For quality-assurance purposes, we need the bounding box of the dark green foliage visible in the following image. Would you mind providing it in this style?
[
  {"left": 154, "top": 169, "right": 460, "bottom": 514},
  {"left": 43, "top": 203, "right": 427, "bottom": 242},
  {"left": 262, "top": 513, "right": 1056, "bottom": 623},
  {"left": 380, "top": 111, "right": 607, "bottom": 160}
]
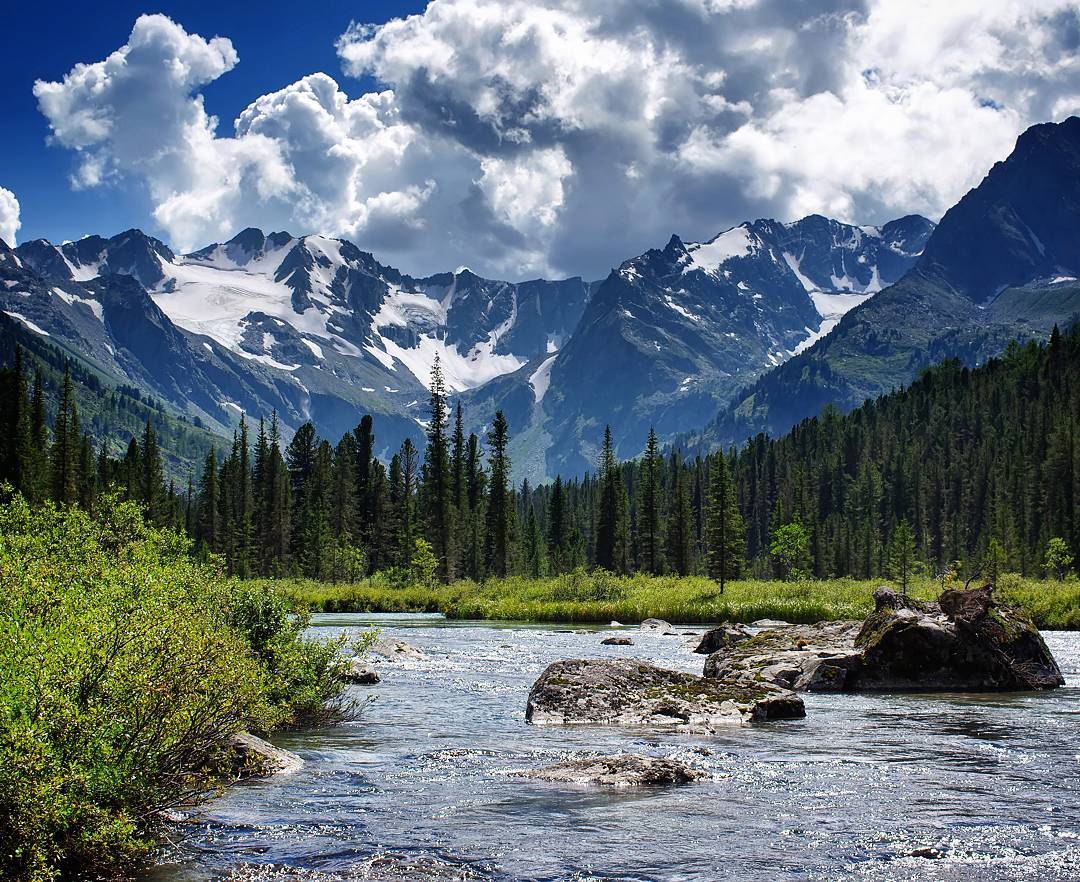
[
  {"left": 484, "top": 410, "right": 514, "bottom": 578},
  {"left": 705, "top": 451, "right": 745, "bottom": 592}
]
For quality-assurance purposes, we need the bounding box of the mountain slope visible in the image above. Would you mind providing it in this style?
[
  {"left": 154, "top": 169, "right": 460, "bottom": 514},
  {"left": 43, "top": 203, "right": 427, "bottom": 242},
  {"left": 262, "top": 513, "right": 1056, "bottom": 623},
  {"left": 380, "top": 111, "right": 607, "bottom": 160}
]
[
  {"left": 465, "top": 214, "right": 933, "bottom": 480},
  {"left": 13, "top": 228, "right": 593, "bottom": 455},
  {"left": 700, "top": 116, "right": 1080, "bottom": 449}
]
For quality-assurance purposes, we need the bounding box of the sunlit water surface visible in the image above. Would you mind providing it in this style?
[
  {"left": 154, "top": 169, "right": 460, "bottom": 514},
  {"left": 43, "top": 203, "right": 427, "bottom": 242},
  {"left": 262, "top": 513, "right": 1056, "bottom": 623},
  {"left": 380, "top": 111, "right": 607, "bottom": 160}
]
[{"left": 148, "top": 614, "right": 1080, "bottom": 881}]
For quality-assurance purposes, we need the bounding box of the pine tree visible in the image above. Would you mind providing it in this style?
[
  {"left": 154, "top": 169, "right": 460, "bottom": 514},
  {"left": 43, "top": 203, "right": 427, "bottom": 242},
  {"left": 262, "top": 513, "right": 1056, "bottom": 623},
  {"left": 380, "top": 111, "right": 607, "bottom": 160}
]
[
  {"left": 705, "top": 451, "right": 745, "bottom": 592},
  {"left": 886, "top": 517, "right": 917, "bottom": 595},
  {"left": 264, "top": 412, "right": 291, "bottom": 574},
  {"left": 595, "top": 426, "right": 630, "bottom": 573},
  {"left": 637, "top": 427, "right": 664, "bottom": 574},
  {"left": 484, "top": 410, "right": 513, "bottom": 578},
  {"left": 422, "top": 356, "right": 456, "bottom": 581},
  {"left": 547, "top": 474, "right": 568, "bottom": 574},
  {"left": 139, "top": 418, "right": 164, "bottom": 523},
  {"left": 666, "top": 454, "right": 694, "bottom": 576},
  {"left": 50, "top": 365, "right": 80, "bottom": 506},
  {"left": 330, "top": 435, "right": 358, "bottom": 541},
  {"left": 196, "top": 448, "right": 220, "bottom": 552}
]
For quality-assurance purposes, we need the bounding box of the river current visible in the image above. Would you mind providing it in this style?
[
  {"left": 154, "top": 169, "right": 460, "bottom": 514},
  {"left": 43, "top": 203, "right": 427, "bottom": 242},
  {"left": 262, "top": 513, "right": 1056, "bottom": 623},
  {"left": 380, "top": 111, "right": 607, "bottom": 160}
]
[{"left": 149, "top": 614, "right": 1080, "bottom": 881}]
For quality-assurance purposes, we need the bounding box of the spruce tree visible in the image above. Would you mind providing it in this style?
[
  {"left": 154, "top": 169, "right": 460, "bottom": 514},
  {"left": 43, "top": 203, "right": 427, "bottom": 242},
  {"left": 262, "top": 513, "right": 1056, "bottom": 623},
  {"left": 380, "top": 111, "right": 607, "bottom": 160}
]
[
  {"left": 423, "top": 356, "right": 456, "bottom": 581},
  {"left": 484, "top": 410, "right": 513, "bottom": 578},
  {"left": 666, "top": 454, "right": 694, "bottom": 576},
  {"left": 547, "top": 474, "right": 568, "bottom": 574},
  {"left": 637, "top": 427, "right": 664, "bottom": 574},
  {"left": 595, "top": 426, "right": 630, "bottom": 573},
  {"left": 705, "top": 451, "right": 745, "bottom": 592},
  {"left": 196, "top": 448, "right": 220, "bottom": 552},
  {"left": 139, "top": 418, "right": 164, "bottom": 524},
  {"left": 50, "top": 365, "right": 80, "bottom": 506}
]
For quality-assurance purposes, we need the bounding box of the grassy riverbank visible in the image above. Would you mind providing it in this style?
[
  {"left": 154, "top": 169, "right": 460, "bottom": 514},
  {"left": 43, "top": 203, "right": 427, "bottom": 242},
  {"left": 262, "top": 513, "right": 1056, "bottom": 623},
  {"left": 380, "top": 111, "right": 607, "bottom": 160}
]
[
  {"left": 0, "top": 494, "right": 354, "bottom": 882},
  {"left": 276, "top": 570, "right": 1080, "bottom": 629}
]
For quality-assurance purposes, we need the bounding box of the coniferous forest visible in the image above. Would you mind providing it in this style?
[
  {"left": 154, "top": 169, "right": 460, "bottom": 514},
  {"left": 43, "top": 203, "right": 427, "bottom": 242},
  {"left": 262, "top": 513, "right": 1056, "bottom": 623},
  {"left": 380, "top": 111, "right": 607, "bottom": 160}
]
[{"left": 3, "top": 326, "right": 1080, "bottom": 585}]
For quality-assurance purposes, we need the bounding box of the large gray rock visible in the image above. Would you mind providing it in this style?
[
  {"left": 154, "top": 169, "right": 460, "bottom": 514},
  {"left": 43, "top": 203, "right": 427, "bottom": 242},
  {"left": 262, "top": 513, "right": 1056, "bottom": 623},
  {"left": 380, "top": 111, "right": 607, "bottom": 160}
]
[
  {"left": 370, "top": 639, "right": 425, "bottom": 661},
  {"left": 526, "top": 658, "right": 804, "bottom": 731},
  {"left": 223, "top": 732, "right": 304, "bottom": 779},
  {"left": 704, "top": 587, "right": 1064, "bottom": 693},
  {"left": 693, "top": 624, "right": 752, "bottom": 655},
  {"left": 515, "top": 753, "right": 704, "bottom": 786},
  {"left": 343, "top": 657, "right": 381, "bottom": 684},
  {"left": 639, "top": 618, "right": 675, "bottom": 635}
]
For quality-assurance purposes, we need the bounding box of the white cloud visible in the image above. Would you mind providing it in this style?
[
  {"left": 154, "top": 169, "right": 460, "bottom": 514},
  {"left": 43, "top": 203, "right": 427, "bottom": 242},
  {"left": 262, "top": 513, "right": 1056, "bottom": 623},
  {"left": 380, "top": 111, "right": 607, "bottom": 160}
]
[
  {"left": 32, "top": 2, "right": 1080, "bottom": 280},
  {"left": 0, "top": 187, "right": 20, "bottom": 246}
]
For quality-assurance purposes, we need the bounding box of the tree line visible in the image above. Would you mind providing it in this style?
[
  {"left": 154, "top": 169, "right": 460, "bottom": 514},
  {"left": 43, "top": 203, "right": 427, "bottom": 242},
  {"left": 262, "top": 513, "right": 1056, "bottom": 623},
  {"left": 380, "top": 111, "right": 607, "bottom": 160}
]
[{"left": 3, "top": 326, "right": 1079, "bottom": 584}]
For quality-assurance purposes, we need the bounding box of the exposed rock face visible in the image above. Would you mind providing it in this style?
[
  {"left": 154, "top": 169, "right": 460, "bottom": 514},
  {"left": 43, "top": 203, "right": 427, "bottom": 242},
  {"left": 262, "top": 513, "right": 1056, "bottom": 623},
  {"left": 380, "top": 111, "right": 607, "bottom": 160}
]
[
  {"left": 526, "top": 658, "right": 804, "bottom": 731},
  {"left": 223, "top": 732, "right": 304, "bottom": 779},
  {"left": 693, "top": 624, "right": 752, "bottom": 655},
  {"left": 343, "top": 658, "right": 381, "bottom": 684},
  {"left": 703, "top": 621, "right": 863, "bottom": 691},
  {"left": 704, "top": 587, "right": 1063, "bottom": 692},
  {"left": 854, "top": 587, "right": 1064, "bottom": 690},
  {"left": 601, "top": 635, "right": 633, "bottom": 645},
  {"left": 515, "top": 753, "right": 703, "bottom": 786}
]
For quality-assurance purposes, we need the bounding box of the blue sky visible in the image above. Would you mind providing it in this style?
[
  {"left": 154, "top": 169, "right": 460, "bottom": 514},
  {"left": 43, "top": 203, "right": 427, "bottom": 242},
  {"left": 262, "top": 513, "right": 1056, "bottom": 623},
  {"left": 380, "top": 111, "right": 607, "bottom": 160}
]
[
  {"left": 2, "top": 2, "right": 1078, "bottom": 280},
  {"left": 1, "top": 1, "right": 423, "bottom": 245}
]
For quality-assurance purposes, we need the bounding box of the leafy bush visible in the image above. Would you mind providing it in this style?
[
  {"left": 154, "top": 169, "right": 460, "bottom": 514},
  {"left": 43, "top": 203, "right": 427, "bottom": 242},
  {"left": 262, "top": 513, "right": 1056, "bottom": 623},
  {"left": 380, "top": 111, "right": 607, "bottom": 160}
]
[{"left": 0, "top": 492, "right": 352, "bottom": 882}]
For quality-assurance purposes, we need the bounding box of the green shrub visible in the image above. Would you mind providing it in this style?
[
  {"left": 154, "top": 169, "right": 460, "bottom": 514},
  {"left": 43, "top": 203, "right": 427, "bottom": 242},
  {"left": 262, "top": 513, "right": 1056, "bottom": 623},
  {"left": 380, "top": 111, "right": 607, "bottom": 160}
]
[{"left": 0, "top": 492, "right": 353, "bottom": 882}]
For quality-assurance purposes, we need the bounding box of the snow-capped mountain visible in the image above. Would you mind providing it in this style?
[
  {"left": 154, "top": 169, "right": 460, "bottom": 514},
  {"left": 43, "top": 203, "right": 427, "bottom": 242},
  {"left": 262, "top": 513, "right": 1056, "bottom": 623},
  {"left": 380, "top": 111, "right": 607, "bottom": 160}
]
[
  {"left": 463, "top": 213, "right": 934, "bottom": 480},
  {"left": 700, "top": 116, "right": 1080, "bottom": 452},
  {"left": 9, "top": 227, "right": 592, "bottom": 453},
  {"left": 7, "top": 212, "right": 931, "bottom": 477}
]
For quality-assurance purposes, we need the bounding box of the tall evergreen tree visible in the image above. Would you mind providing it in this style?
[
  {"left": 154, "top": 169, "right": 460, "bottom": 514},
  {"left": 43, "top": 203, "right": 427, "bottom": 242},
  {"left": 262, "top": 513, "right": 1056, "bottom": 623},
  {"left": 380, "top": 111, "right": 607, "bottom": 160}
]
[
  {"left": 422, "top": 356, "right": 456, "bottom": 581},
  {"left": 484, "top": 410, "right": 514, "bottom": 578},
  {"left": 705, "top": 451, "right": 745, "bottom": 592},
  {"left": 595, "top": 426, "right": 630, "bottom": 573},
  {"left": 637, "top": 427, "right": 664, "bottom": 574},
  {"left": 666, "top": 453, "right": 694, "bottom": 576},
  {"left": 50, "top": 365, "right": 80, "bottom": 507}
]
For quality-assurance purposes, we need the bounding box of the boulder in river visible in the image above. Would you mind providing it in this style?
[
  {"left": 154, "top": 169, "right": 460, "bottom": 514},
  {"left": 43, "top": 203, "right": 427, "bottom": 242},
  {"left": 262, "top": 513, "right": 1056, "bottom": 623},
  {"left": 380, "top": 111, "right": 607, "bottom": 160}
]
[
  {"left": 704, "top": 587, "right": 1063, "bottom": 692},
  {"left": 693, "top": 624, "right": 752, "bottom": 655},
  {"left": 515, "top": 753, "right": 704, "bottom": 786},
  {"left": 343, "top": 657, "right": 381, "bottom": 684},
  {"left": 639, "top": 618, "right": 676, "bottom": 635},
  {"left": 526, "top": 658, "right": 804, "bottom": 731},
  {"left": 221, "top": 732, "right": 304, "bottom": 779},
  {"left": 601, "top": 635, "right": 634, "bottom": 646},
  {"left": 370, "top": 639, "right": 425, "bottom": 661}
]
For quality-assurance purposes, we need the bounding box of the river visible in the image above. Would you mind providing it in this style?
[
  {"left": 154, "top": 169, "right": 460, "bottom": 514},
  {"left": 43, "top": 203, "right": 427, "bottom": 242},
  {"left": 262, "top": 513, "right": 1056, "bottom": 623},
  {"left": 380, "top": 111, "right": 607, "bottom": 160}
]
[{"left": 149, "top": 613, "right": 1080, "bottom": 881}]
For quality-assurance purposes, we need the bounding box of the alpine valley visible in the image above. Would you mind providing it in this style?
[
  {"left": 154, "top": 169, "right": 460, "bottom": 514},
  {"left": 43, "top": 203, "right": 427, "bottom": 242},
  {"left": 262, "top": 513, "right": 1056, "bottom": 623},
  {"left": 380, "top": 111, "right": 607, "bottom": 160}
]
[{"left": 3, "top": 117, "right": 1080, "bottom": 481}]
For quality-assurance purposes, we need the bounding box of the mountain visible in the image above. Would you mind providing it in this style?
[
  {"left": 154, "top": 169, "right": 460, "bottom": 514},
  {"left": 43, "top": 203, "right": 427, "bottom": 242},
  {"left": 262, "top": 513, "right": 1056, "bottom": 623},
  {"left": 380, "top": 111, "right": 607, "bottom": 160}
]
[
  {"left": 11, "top": 228, "right": 592, "bottom": 457},
  {"left": 464, "top": 213, "right": 933, "bottom": 480},
  {"left": 6, "top": 210, "right": 930, "bottom": 478},
  {"left": 699, "top": 116, "right": 1080, "bottom": 451}
]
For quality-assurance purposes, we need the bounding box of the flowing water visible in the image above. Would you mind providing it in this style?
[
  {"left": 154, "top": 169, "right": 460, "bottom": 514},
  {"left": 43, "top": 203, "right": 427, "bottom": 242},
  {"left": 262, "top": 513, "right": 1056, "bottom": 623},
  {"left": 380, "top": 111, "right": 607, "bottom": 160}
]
[{"left": 149, "top": 614, "right": 1080, "bottom": 881}]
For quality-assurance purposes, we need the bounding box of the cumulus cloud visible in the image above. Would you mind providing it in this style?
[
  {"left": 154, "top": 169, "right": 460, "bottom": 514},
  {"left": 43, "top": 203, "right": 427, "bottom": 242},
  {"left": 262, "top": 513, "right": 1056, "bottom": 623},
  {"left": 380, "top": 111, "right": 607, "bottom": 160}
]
[
  {"left": 0, "top": 187, "right": 20, "bottom": 246},
  {"left": 33, "top": 2, "right": 1080, "bottom": 280}
]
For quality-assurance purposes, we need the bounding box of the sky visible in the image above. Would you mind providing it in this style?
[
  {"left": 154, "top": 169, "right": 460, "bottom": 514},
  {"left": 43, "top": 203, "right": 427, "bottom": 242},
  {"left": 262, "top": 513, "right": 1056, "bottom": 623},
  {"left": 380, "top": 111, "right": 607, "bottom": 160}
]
[{"left": 2, "top": 1, "right": 1079, "bottom": 282}]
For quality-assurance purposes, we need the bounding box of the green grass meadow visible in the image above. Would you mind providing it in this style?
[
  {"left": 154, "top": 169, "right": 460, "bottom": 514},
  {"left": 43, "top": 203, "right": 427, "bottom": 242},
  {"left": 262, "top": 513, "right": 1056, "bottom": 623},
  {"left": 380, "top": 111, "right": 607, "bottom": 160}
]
[{"left": 276, "top": 570, "right": 1080, "bottom": 630}]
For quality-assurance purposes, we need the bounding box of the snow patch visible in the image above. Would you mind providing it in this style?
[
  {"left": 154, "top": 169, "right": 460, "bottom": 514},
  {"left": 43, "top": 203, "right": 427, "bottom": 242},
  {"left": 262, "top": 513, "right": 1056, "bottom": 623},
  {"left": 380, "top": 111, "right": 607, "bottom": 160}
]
[
  {"left": 3, "top": 311, "right": 50, "bottom": 336},
  {"left": 685, "top": 225, "right": 754, "bottom": 274},
  {"left": 529, "top": 355, "right": 557, "bottom": 403}
]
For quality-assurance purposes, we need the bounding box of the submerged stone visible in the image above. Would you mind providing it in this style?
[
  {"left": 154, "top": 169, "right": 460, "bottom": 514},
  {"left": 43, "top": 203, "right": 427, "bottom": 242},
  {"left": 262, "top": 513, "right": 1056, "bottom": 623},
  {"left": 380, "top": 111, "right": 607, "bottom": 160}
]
[{"left": 515, "top": 753, "right": 704, "bottom": 786}]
